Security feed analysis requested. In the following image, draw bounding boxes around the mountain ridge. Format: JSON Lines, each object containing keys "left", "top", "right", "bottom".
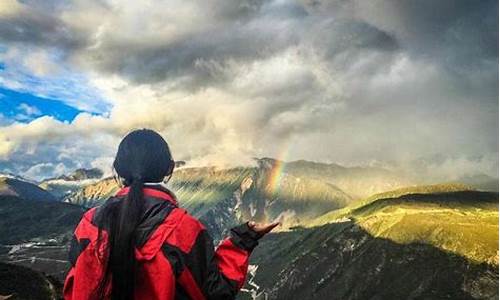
{"left": 242, "top": 189, "right": 498, "bottom": 299}
{"left": 0, "top": 160, "right": 497, "bottom": 299}
{"left": 0, "top": 177, "right": 56, "bottom": 202}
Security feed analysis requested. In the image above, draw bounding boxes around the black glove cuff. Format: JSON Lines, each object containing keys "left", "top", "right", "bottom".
{"left": 230, "top": 222, "right": 260, "bottom": 251}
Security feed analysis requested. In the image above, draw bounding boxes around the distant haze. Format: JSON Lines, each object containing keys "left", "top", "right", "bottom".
{"left": 0, "top": 0, "right": 497, "bottom": 181}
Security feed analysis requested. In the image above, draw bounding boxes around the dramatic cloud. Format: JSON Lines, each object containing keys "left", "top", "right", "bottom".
{"left": 0, "top": 0, "right": 497, "bottom": 181}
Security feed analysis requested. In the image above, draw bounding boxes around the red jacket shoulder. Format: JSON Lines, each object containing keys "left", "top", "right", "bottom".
{"left": 73, "top": 207, "right": 99, "bottom": 240}
{"left": 164, "top": 209, "right": 206, "bottom": 253}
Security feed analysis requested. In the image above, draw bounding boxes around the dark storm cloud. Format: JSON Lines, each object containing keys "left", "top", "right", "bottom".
{"left": 2, "top": 0, "right": 495, "bottom": 89}
{"left": 0, "top": 0, "right": 497, "bottom": 180}
{"left": 79, "top": 1, "right": 310, "bottom": 89}
{"left": 350, "top": 0, "right": 499, "bottom": 100}
{"left": 0, "top": 3, "right": 85, "bottom": 49}
{"left": 357, "top": 0, "right": 498, "bottom": 60}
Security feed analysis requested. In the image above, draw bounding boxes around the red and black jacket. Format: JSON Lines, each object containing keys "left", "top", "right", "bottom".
{"left": 63, "top": 185, "right": 259, "bottom": 300}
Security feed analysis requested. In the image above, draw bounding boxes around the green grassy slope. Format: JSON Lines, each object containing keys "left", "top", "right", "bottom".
{"left": 241, "top": 188, "right": 499, "bottom": 300}
{"left": 350, "top": 191, "right": 498, "bottom": 265}
{"left": 246, "top": 221, "right": 498, "bottom": 300}
{"left": 311, "top": 184, "right": 498, "bottom": 264}
{"left": 311, "top": 183, "right": 474, "bottom": 226}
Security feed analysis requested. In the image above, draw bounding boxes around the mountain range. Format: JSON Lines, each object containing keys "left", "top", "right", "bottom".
{"left": 0, "top": 158, "right": 497, "bottom": 299}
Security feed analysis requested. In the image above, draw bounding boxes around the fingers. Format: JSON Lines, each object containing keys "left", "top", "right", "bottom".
{"left": 262, "top": 222, "right": 280, "bottom": 234}
{"left": 247, "top": 221, "right": 281, "bottom": 235}
{"left": 267, "top": 221, "right": 280, "bottom": 231}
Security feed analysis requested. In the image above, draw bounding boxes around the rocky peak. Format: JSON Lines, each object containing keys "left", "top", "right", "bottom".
{"left": 55, "top": 168, "right": 103, "bottom": 181}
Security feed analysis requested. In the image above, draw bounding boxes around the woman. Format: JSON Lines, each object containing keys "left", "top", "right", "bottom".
{"left": 63, "top": 129, "right": 279, "bottom": 300}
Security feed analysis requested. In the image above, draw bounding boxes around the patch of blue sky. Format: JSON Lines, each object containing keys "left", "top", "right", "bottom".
{"left": 0, "top": 45, "right": 112, "bottom": 115}
{"left": 0, "top": 87, "right": 83, "bottom": 123}
{"left": 0, "top": 68, "right": 111, "bottom": 114}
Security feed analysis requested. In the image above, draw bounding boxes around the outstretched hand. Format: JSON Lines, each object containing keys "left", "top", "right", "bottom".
{"left": 248, "top": 221, "right": 280, "bottom": 237}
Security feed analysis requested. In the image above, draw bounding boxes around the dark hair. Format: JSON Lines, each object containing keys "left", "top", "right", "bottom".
{"left": 96, "top": 129, "right": 174, "bottom": 299}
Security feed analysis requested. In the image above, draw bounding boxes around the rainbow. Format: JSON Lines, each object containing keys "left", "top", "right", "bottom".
{"left": 266, "top": 143, "right": 290, "bottom": 194}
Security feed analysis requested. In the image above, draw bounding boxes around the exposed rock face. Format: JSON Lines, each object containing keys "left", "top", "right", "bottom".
{"left": 39, "top": 168, "right": 105, "bottom": 200}
{"left": 63, "top": 177, "right": 119, "bottom": 207}
{"left": 197, "top": 175, "right": 255, "bottom": 240}
{"left": 234, "top": 176, "right": 253, "bottom": 221}
{"left": 54, "top": 168, "right": 103, "bottom": 181}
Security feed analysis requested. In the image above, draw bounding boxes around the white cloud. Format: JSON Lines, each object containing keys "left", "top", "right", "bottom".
{"left": 0, "top": 0, "right": 23, "bottom": 16}
{"left": 23, "top": 162, "right": 68, "bottom": 180}
{"left": 17, "top": 103, "right": 41, "bottom": 116}
{"left": 0, "top": 0, "right": 496, "bottom": 181}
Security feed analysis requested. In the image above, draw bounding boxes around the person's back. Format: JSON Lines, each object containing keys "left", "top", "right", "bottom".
{"left": 63, "top": 129, "right": 278, "bottom": 300}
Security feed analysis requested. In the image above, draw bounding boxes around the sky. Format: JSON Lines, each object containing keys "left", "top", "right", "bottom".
{"left": 0, "top": 0, "right": 497, "bottom": 181}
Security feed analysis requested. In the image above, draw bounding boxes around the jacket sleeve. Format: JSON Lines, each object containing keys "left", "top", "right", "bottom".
{"left": 64, "top": 233, "right": 90, "bottom": 300}
{"left": 63, "top": 211, "right": 95, "bottom": 300}
{"left": 63, "top": 267, "right": 76, "bottom": 300}
{"left": 162, "top": 218, "right": 260, "bottom": 300}
{"left": 205, "top": 223, "right": 260, "bottom": 299}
